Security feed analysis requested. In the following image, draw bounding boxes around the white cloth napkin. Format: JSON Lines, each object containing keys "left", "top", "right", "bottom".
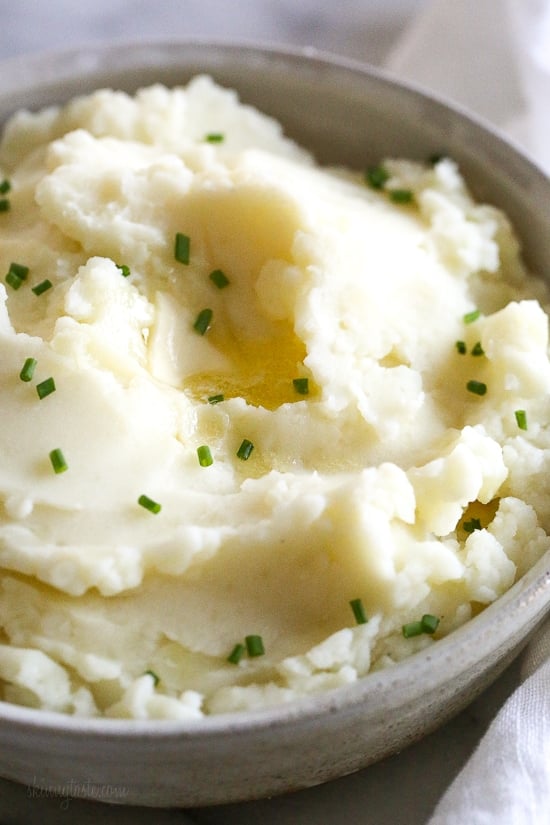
{"left": 385, "top": 2, "right": 550, "bottom": 822}
{"left": 426, "top": 631, "right": 550, "bottom": 824}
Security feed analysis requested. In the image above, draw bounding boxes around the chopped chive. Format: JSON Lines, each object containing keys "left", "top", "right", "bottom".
{"left": 204, "top": 132, "right": 224, "bottom": 143}
{"left": 174, "top": 232, "right": 190, "bottom": 265}
{"left": 138, "top": 494, "right": 161, "bottom": 514}
{"left": 209, "top": 268, "right": 230, "bottom": 289}
{"left": 207, "top": 394, "right": 224, "bottom": 404}
{"left": 365, "top": 165, "right": 390, "bottom": 190}
{"left": 19, "top": 357, "right": 37, "bottom": 382}
{"left": 0, "top": 179, "right": 10, "bottom": 194}
{"left": 293, "top": 377, "right": 309, "bottom": 395}
{"left": 6, "top": 261, "right": 29, "bottom": 289}
{"left": 32, "top": 279, "right": 53, "bottom": 295}
{"left": 463, "top": 517, "right": 482, "bottom": 533}
{"left": 236, "top": 439, "right": 254, "bottom": 461}
{"left": 49, "top": 448, "right": 68, "bottom": 474}
{"left": 349, "top": 598, "right": 368, "bottom": 625}
{"left": 389, "top": 188, "right": 414, "bottom": 204}
{"left": 144, "top": 669, "right": 160, "bottom": 686}
{"left": 0, "top": 198, "right": 10, "bottom": 212}
{"left": 455, "top": 340, "right": 467, "bottom": 354}
{"left": 193, "top": 308, "right": 213, "bottom": 335}
{"left": 245, "top": 635, "right": 265, "bottom": 657}
{"left": 5, "top": 271, "right": 23, "bottom": 290}
{"left": 463, "top": 309, "right": 481, "bottom": 324}
{"left": 466, "top": 379, "right": 487, "bottom": 396}
{"left": 197, "top": 445, "right": 213, "bottom": 467}
{"left": 429, "top": 153, "right": 445, "bottom": 165}
{"left": 402, "top": 620, "right": 423, "bottom": 638}
{"left": 515, "top": 409, "right": 528, "bottom": 431}
{"left": 116, "top": 264, "right": 130, "bottom": 277}
{"left": 36, "top": 377, "right": 56, "bottom": 400}
{"left": 471, "top": 341, "right": 484, "bottom": 356}
{"left": 9, "top": 262, "right": 29, "bottom": 280}
{"left": 402, "top": 614, "right": 440, "bottom": 638}
{"left": 421, "top": 614, "right": 440, "bottom": 634}
{"left": 227, "top": 643, "right": 246, "bottom": 665}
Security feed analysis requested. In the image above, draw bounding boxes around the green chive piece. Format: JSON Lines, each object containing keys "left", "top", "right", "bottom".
{"left": 144, "top": 669, "right": 160, "bottom": 686}
{"left": 174, "top": 232, "right": 190, "bottom": 265}
{"left": 227, "top": 643, "right": 246, "bottom": 665}
{"left": 466, "top": 379, "right": 487, "bottom": 396}
{"left": 421, "top": 614, "right": 440, "bottom": 634}
{"left": 32, "top": 279, "right": 53, "bottom": 295}
{"left": 402, "top": 620, "right": 424, "bottom": 638}
{"left": 389, "top": 188, "right": 414, "bottom": 204}
{"left": 463, "top": 309, "right": 481, "bottom": 324}
{"left": 402, "top": 614, "right": 440, "bottom": 638}
{"left": 429, "top": 153, "right": 445, "bottom": 166}
{"left": 209, "top": 268, "right": 230, "bottom": 289}
{"left": 245, "top": 635, "right": 265, "bottom": 657}
{"left": 31, "top": 278, "right": 53, "bottom": 295}
{"left": 463, "top": 517, "right": 482, "bottom": 533}
{"left": 515, "top": 409, "right": 528, "bottom": 431}
{"left": 36, "top": 377, "right": 56, "bottom": 399}
{"left": 19, "top": 357, "right": 37, "bottom": 382}
{"left": 471, "top": 341, "right": 485, "bottom": 356}
{"left": 116, "top": 264, "right": 130, "bottom": 277}
{"left": 49, "top": 448, "right": 68, "bottom": 474}
{"left": 0, "top": 198, "right": 10, "bottom": 212}
{"left": 207, "top": 394, "right": 224, "bottom": 404}
{"left": 455, "top": 340, "right": 467, "bottom": 355}
{"left": 6, "top": 261, "right": 29, "bottom": 290}
{"left": 205, "top": 132, "right": 224, "bottom": 143}
{"left": 193, "top": 308, "right": 213, "bottom": 335}
{"left": 237, "top": 439, "right": 254, "bottom": 461}
{"left": 0, "top": 179, "right": 10, "bottom": 194}
{"left": 197, "top": 445, "right": 213, "bottom": 467}
{"left": 349, "top": 598, "right": 368, "bottom": 625}
{"left": 9, "top": 262, "right": 29, "bottom": 280}
{"left": 138, "top": 494, "right": 161, "bottom": 514}
{"left": 293, "top": 377, "right": 309, "bottom": 395}
{"left": 5, "top": 271, "right": 22, "bottom": 290}
{"left": 365, "top": 165, "right": 390, "bottom": 190}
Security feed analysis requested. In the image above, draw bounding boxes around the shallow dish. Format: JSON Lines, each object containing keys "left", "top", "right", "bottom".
{"left": 1, "top": 40, "right": 550, "bottom": 808}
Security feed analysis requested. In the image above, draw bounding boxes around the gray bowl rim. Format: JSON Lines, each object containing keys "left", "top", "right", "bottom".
{"left": 0, "top": 37, "right": 549, "bottom": 741}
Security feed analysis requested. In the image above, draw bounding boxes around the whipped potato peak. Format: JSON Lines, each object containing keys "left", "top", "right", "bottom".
{"left": 0, "top": 76, "right": 549, "bottom": 719}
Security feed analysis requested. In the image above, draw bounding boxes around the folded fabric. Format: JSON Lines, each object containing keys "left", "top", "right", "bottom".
{"left": 427, "top": 641, "right": 550, "bottom": 824}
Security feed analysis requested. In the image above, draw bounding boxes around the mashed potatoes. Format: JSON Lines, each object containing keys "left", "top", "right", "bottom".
{"left": 0, "top": 77, "right": 550, "bottom": 719}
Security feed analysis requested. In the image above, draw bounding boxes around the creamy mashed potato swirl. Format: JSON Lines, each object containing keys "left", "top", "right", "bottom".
{"left": 0, "top": 77, "right": 550, "bottom": 718}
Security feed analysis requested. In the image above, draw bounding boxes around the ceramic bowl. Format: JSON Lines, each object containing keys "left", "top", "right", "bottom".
{"left": 1, "top": 41, "right": 550, "bottom": 809}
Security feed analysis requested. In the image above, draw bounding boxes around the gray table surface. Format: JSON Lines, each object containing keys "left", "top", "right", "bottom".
{"left": 0, "top": 2, "right": 521, "bottom": 823}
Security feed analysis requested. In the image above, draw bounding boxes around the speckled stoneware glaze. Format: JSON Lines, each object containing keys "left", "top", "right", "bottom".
{"left": 1, "top": 41, "right": 550, "bottom": 808}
